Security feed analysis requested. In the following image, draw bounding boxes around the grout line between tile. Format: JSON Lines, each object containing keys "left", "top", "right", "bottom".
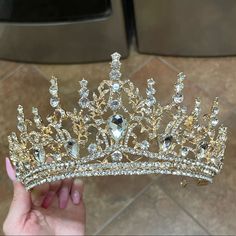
{"left": 129, "top": 56, "right": 154, "bottom": 77}
{"left": 157, "top": 56, "right": 180, "bottom": 72}
{"left": 33, "top": 65, "right": 51, "bottom": 81}
{"left": 93, "top": 179, "right": 155, "bottom": 235}
{"left": 156, "top": 183, "right": 211, "bottom": 236}
{"left": 0, "top": 64, "right": 24, "bottom": 82}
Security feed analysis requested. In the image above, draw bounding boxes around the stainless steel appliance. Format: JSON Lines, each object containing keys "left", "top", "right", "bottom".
{"left": 0, "top": 0, "right": 128, "bottom": 63}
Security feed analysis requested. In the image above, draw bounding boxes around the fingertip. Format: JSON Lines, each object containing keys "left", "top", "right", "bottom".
{"left": 5, "top": 157, "right": 16, "bottom": 181}
{"left": 71, "top": 179, "right": 84, "bottom": 205}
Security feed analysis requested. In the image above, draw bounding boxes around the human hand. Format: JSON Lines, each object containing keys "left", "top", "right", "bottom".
{"left": 3, "top": 158, "right": 85, "bottom": 235}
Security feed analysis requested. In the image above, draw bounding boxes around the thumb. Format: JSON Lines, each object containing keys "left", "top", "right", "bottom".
{"left": 5, "top": 158, "right": 31, "bottom": 224}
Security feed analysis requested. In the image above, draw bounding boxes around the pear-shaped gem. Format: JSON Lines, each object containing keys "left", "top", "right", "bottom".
{"left": 108, "top": 114, "right": 127, "bottom": 141}
{"left": 66, "top": 139, "right": 79, "bottom": 158}
{"left": 161, "top": 135, "right": 173, "bottom": 151}
{"left": 33, "top": 146, "right": 45, "bottom": 163}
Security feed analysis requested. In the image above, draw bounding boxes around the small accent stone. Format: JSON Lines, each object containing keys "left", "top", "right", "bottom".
{"left": 173, "top": 93, "right": 184, "bottom": 103}
{"left": 111, "top": 151, "right": 123, "bottom": 162}
{"left": 80, "top": 79, "right": 88, "bottom": 87}
{"left": 111, "top": 82, "right": 120, "bottom": 92}
{"left": 88, "top": 143, "right": 97, "bottom": 154}
{"left": 175, "top": 83, "right": 184, "bottom": 92}
{"left": 49, "top": 85, "right": 58, "bottom": 96}
{"left": 17, "top": 122, "right": 26, "bottom": 132}
{"left": 181, "top": 147, "right": 189, "bottom": 157}
{"left": 140, "top": 140, "right": 150, "bottom": 150}
{"left": 109, "top": 100, "right": 120, "bottom": 110}
{"left": 50, "top": 97, "right": 59, "bottom": 107}
{"left": 79, "top": 97, "right": 90, "bottom": 108}
{"left": 147, "top": 78, "right": 155, "bottom": 85}
{"left": 211, "top": 117, "right": 219, "bottom": 126}
{"left": 146, "top": 87, "right": 156, "bottom": 95}
{"left": 146, "top": 95, "right": 156, "bottom": 107}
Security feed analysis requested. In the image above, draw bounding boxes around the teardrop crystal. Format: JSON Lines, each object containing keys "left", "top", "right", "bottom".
{"left": 33, "top": 146, "right": 45, "bottom": 163}
{"left": 108, "top": 114, "right": 127, "bottom": 141}
{"left": 66, "top": 139, "right": 79, "bottom": 158}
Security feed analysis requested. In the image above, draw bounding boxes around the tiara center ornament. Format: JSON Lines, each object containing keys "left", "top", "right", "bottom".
{"left": 8, "top": 52, "right": 227, "bottom": 190}
{"left": 108, "top": 114, "right": 127, "bottom": 141}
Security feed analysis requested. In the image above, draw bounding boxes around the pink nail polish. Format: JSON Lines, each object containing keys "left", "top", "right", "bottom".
{"left": 72, "top": 191, "right": 80, "bottom": 205}
{"left": 5, "top": 157, "right": 16, "bottom": 181}
{"left": 59, "top": 187, "right": 69, "bottom": 209}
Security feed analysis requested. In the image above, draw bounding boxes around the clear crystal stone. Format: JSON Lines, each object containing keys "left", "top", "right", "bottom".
{"left": 211, "top": 117, "right": 219, "bottom": 126}
{"left": 53, "top": 153, "right": 62, "bottom": 161}
{"left": 17, "top": 122, "right": 26, "bottom": 132}
{"left": 49, "top": 85, "right": 58, "bottom": 96}
{"left": 80, "top": 79, "right": 88, "bottom": 87}
{"left": 88, "top": 143, "right": 97, "bottom": 154}
{"left": 175, "top": 83, "right": 184, "bottom": 92}
{"left": 162, "top": 135, "right": 173, "bottom": 151}
{"left": 108, "top": 114, "right": 127, "bottom": 141}
{"left": 17, "top": 115, "right": 24, "bottom": 122}
{"left": 213, "top": 107, "right": 219, "bottom": 115}
{"left": 79, "top": 97, "right": 90, "bottom": 108}
{"left": 111, "top": 151, "right": 123, "bottom": 162}
{"left": 111, "top": 52, "right": 121, "bottom": 60}
{"left": 111, "top": 82, "right": 120, "bottom": 92}
{"left": 84, "top": 115, "right": 90, "bottom": 123}
{"left": 181, "top": 146, "right": 189, "bottom": 157}
{"left": 50, "top": 97, "right": 59, "bottom": 107}
{"left": 79, "top": 88, "right": 89, "bottom": 97}
{"left": 146, "top": 87, "right": 156, "bottom": 95}
{"left": 66, "top": 139, "right": 78, "bottom": 158}
{"left": 197, "top": 142, "right": 208, "bottom": 159}
{"left": 173, "top": 93, "right": 184, "bottom": 103}
{"left": 147, "top": 78, "right": 155, "bottom": 85}
{"left": 140, "top": 140, "right": 150, "bottom": 150}
{"left": 109, "top": 70, "right": 121, "bottom": 80}
{"left": 146, "top": 95, "right": 156, "bottom": 107}
{"left": 109, "top": 100, "right": 120, "bottom": 110}
{"left": 111, "top": 60, "right": 121, "bottom": 69}
{"left": 33, "top": 146, "right": 45, "bottom": 163}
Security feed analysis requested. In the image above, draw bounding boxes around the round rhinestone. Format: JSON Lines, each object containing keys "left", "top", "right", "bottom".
{"left": 140, "top": 140, "right": 150, "bottom": 150}
{"left": 109, "top": 100, "right": 120, "bottom": 110}
{"left": 50, "top": 97, "right": 59, "bottom": 107}
{"left": 211, "top": 117, "right": 219, "bottom": 126}
{"left": 88, "top": 143, "right": 97, "bottom": 154}
{"left": 79, "top": 97, "right": 90, "bottom": 108}
{"left": 146, "top": 95, "right": 156, "bottom": 107}
{"left": 49, "top": 85, "right": 58, "bottom": 96}
{"left": 173, "top": 93, "right": 184, "bottom": 103}
{"left": 111, "top": 151, "right": 123, "bottom": 162}
{"left": 111, "top": 82, "right": 120, "bottom": 92}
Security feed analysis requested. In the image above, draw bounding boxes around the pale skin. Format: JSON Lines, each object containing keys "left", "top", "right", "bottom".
{"left": 3, "top": 158, "right": 86, "bottom": 235}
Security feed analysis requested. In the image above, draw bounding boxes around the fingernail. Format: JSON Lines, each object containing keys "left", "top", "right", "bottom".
{"left": 5, "top": 157, "right": 16, "bottom": 181}
{"left": 59, "top": 187, "right": 69, "bottom": 209}
{"left": 72, "top": 191, "right": 80, "bottom": 205}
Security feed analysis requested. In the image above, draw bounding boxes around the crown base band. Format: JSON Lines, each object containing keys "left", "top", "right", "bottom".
{"left": 21, "top": 161, "right": 213, "bottom": 190}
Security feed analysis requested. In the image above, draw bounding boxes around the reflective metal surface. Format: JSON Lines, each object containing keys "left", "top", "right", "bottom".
{"left": 0, "top": 0, "right": 128, "bottom": 63}
{"left": 134, "top": 0, "right": 236, "bottom": 56}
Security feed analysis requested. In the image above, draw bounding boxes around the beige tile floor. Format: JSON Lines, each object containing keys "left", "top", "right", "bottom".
{"left": 0, "top": 49, "right": 236, "bottom": 235}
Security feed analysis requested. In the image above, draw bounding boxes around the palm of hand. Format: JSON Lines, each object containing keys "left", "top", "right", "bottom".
{"left": 22, "top": 200, "right": 85, "bottom": 235}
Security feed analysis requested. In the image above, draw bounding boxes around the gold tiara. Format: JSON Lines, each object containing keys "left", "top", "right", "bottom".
{"left": 8, "top": 52, "right": 227, "bottom": 190}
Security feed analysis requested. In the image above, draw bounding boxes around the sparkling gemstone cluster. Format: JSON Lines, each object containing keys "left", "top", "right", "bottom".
{"left": 8, "top": 52, "right": 227, "bottom": 190}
